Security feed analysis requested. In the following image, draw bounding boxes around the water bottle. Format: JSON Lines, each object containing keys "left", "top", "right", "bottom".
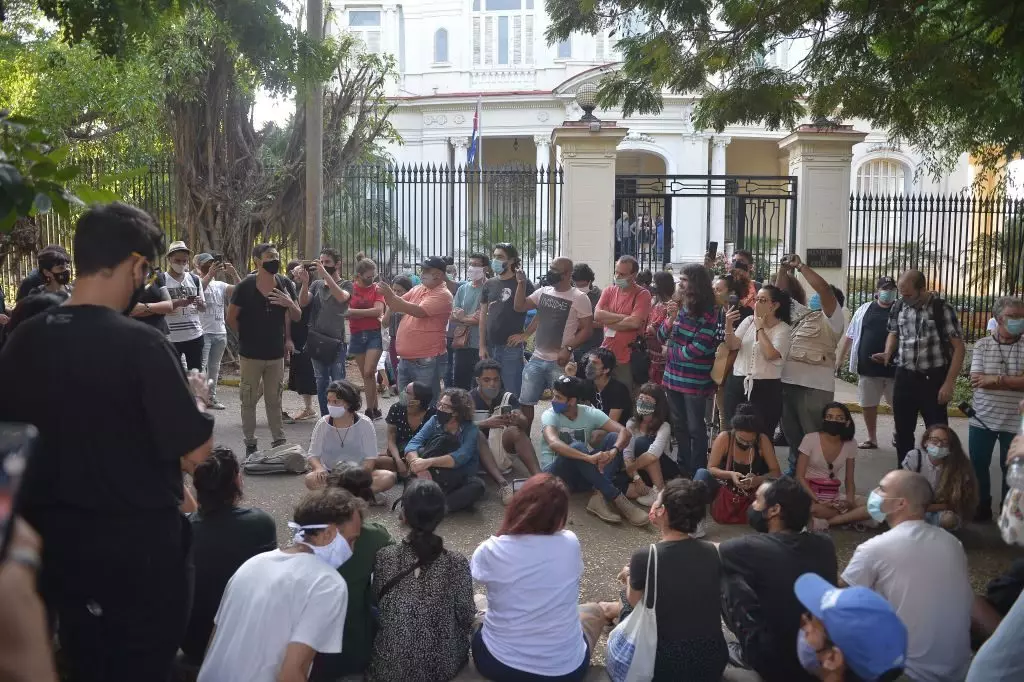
{"left": 1008, "top": 415, "right": 1024, "bottom": 491}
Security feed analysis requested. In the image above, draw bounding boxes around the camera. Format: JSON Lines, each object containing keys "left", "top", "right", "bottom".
{"left": 212, "top": 253, "right": 223, "bottom": 264}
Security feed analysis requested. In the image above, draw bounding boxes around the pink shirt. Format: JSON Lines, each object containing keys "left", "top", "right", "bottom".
{"left": 597, "top": 285, "right": 652, "bottom": 364}
{"left": 396, "top": 284, "right": 454, "bottom": 359}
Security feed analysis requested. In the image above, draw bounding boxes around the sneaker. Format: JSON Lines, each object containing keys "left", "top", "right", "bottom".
{"left": 208, "top": 400, "right": 226, "bottom": 410}
{"left": 612, "top": 495, "right": 649, "bottom": 527}
{"left": 282, "top": 411, "right": 296, "bottom": 425}
{"left": 271, "top": 439, "right": 288, "bottom": 449}
{"left": 499, "top": 485, "right": 514, "bottom": 506}
{"left": 586, "top": 492, "right": 622, "bottom": 523}
{"left": 811, "top": 517, "right": 831, "bottom": 532}
{"left": 690, "top": 517, "right": 708, "bottom": 539}
{"left": 636, "top": 488, "right": 661, "bottom": 507}
{"left": 245, "top": 442, "right": 258, "bottom": 456}
{"left": 727, "top": 641, "right": 750, "bottom": 669}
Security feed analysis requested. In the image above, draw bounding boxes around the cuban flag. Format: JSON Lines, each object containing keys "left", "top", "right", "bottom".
{"left": 467, "top": 96, "right": 482, "bottom": 167}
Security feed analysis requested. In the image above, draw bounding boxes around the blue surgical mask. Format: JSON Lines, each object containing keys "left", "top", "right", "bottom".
{"left": 614, "top": 277, "right": 630, "bottom": 290}
{"left": 807, "top": 293, "right": 822, "bottom": 311}
{"left": 926, "top": 444, "right": 950, "bottom": 459}
{"left": 491, "top": 258, "right": 507, "bottom": 274}
{"left": 551, "top": 400, "right": 569, "bottom": 414}
{"left": 1007, "top": 318, "right": 1024, "bottom": 336}
{"left": 867, "top": 490, "right": 888, "bottom": 523}
{"left": 878, "top": 289, "right": 897, "bottom": 304}
{"left": 796, "top": 629, "right": 822, "bottom": 673}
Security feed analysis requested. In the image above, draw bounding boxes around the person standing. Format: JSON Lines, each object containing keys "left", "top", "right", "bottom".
{"left": 228, "top": 243, "right": 302, "bottom": 456}
{"left": 0, "top": 203, "right": 215, "bottom": 682}
{"left": 479, "top": 243, "right": 533, "bottom": 396}
{"left": 163, "top": 241, "right": 207, "bottom": 371}
{"left": 614, "top": 211, "right": 633, "bottom": 259}
{"left": 655, "top": 215, "right": 665, "bottom": 263}
{"left": 195, "top": 253, "right": 240, "bottom": 410}
{"left": 570, "top": 262, "right": 604, "bottom": 367}
{"left": 16, "top": 244, "right": 69, "bottom": 301}
{"left": 645, "top": 271, "right": 677, "bottom": 386}
{"left": 27, "top": 248, "right": 73, "bottom": 301}
{"left": 659, "top": 263, "right": 720, "bottom": 474}
{"left": 594, "top": 256, "right": 652, "bottom": 391}
{"left": 346, "top": 257, "right": 387, "bottom": 419}
{"left": 730, "top": 250, "right": 760, "bottom": 309}
{"left": 968, "top": 295, "right": 1024, "bottom": 521}
{"left": 299, "top": 248, "right": 352, "bottom": 416}
{"left": 378, "top": 256, "right": 454, "bottom": 404}
{"left": 384, "top": 275, "right": 413, "bottom": 380}
{"left": 838, "top": 276, "right": 898, "bottom": 449}
{"left": 451, "top": 253, "right": 489, "bottom": 390}
{"left": 286, "top": 261, "right": 318, "bottom": 423}
{"left": 514, "top": 257, "right": 594, "bottom": 431}
{"left": 877, "top": 270, "right": 966, "bottom": 466}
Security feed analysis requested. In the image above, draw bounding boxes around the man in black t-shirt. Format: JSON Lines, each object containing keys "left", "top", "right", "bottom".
{"left": 227, "top": 243, "right": 301, "bottom": 455}
{"left": 479, "top": 242, "right": 533, "bottom": 398}
{"left": 469, "top": 358, "right": 541, "bottom": 504}
{"left": 0, "top": 203, "right": 215, "bottom": 682}
{"left": 719, "top": 476, "right": 838, "bottom": 681}
{"left": 15, "top": 244, "right": 69, "bottom": 301}
{"left": 578, "top": 347, "right": 632, "bottom": 447}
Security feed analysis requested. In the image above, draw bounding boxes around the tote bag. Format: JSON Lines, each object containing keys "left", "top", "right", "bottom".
{"left": 606, "top": 544, "right": 658, "bottom": 682}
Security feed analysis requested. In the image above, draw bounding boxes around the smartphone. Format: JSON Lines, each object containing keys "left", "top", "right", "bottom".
{"left": 0, "top": 423, "right": 38, "bottom": 561}
{"left": 511, "top": 478, "right": 528, "bottom": 493}
{"left": 707, "top": 241, "right": 719, "bottom": 261}
{"left": 500, "top": 405, "right": 513, "bottom": 416}
{"left": 212, "top": 253, "right": 224, "bottom": 264}
{"left": 727, "top": 294, "right": 739, "bottom": 308}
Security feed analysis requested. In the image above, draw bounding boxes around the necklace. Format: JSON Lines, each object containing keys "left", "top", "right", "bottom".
{"left": 330, "top": 417, "right": 353, "bottom": 450}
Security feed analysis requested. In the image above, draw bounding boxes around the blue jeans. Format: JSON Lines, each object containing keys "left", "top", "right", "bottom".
{"left": 543, "top": 433, "right": 622, "bottom": 501}
{"left": 967, "top": 591, "right": 1024, "bottom": 681}
{"left": 201, "top": 333, "right": 228, "bottom": 400}
{"left": 520, "top": 355, "right": 563, "bottom": 405}
{"left": 311, "top": 341, "right": 348, "bottom": 416}
{"left": 693, "top": 468, "right": 721, "bottom": 498}
{"left": 488, "top": 344, "right": 525, "bottom": 397}
{"left": 398, "top": 353, "right": 447, "bottom": 406}
{"left": 969, "top": 425, "right": 1015, "bottom": 507}
{"left": 666, "top": 389, "right": 710, "bottom": 476}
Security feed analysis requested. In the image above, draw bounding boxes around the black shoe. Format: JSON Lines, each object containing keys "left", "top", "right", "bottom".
{"left": 271, "top": 439, "right": 287, "bottom": 448}
{"left": 245, "top": 442, "right": 258, "bottom": 456}
{"left": 281, "top": 411, "right": 296, "bottom": 425}
{"left": 366, "top": 408, "right": 383, "bottom": 420}
{"left": 974, "top": 499, "right": 994, "bottom": 523}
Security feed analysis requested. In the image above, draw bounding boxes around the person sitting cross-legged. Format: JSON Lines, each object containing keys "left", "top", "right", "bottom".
{"left": 471, "top": 358, "right": 542, "bottom": 504}
{"left": 795, "top": 402, "right": 868, "bottom": 529}
{"left": 619, "top": 382, "right": 683, "bottom": 506}
{"left": 540, "top": 375, "right": 648, "bottom": 526}
{"left": 381, "top": 382, "right": 436, "bottom": 478}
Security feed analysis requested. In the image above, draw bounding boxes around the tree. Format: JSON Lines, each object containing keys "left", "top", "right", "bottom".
{"left": 546, "top": 0, "right": 1024, "bottom": 175}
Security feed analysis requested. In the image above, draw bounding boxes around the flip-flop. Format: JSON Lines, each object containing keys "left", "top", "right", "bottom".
{"left": 858, "top": 440, "right": 878, "bottom": 449}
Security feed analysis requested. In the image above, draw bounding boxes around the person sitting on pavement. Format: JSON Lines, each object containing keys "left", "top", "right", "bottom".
{"left": 693, "top": 404, "right": 781, "bottom": 537}
{"left": 775, "top": 254, "right": 847, "bottom": 474}
{"left": 310, "top": 469, "right": 394, "bottom": 681}
{"left": 382, "top": 382, "right": 436, "bottom": 478}
{"left": 902, "top": 424, "right": 978, "bottom": 531}
{"left": 968, "top": 295, "right": 1024, "bottom": 521}
{"left": 540, "top": 375, "right": 648, "bottom": 526}
{"left": 596, "top": 478, "right": 727, "bottom": 682}
{"left": 181, "top": 447, "right": 278, "bottom": 668}
{"left": 793, "top": 573, "right": 908, "bottom": 682}
{"left": 795, "top": 402, "right": 868, "bottom": 530}
{"left": 471, "top": 358, "right": 542, "bottom": 504}
{"left": 841, "top": 469, "right": 974, "bottom": 682}
{"left": 404, "top": 388, "right": 486, "bottom": 513}
{"left": 472, "top": 474, "right": 607, "bottom": 682}
{"left": 305, "top": 380, "right": 397, "bottom": 495}
{"left": 378, "top": 256, "right": 455, "bottom": 403}
{"left": 719, "top": 476, "right": 838, "bottom": 681}
{"left": 580, "top": 346, "right": 633, "bottom": 442}
{"left": 369, "top": 479, "right": 474, "bottom": 682}
{"left": 198, "top": 488, "right": 361, "bottom": 682}
{"left": 838, "top": 276, "right": 898, "bottom": 449}
{"left": 594, "top": 255, "right": 653, "bottom": 391}
{"left": 514, "top": 256, "right": 594, "bottom": 431}
{"left": 619, "top": 382, "right": 682, "bottom": 506}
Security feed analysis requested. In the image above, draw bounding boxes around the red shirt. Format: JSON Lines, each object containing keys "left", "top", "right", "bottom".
{"left": 597, "top": 285, "right": 653, "bottom": 364}
{"left": 348, "top": 281, "right": 386, "bottom": 333}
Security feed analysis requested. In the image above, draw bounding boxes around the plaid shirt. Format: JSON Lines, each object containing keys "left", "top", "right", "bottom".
{"left": 886, "top": 296, "right": 962, "bottom": 372}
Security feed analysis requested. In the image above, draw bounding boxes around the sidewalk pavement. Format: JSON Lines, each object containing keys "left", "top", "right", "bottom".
{"left": 834, "top": 377, "right": 968, "bottom": 417}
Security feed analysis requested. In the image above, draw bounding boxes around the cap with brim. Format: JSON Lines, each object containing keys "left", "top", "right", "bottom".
{"left": 420, "top": 256, "right": 447, "bottom": 272}
{"left": 794, "top": 573, "right": 908, "bottom": 680}
{"left": 195, "top": 253, "right": 214, "bottom": 266}
{"left": 166, "top": 241, "right": 191, "bottom": 257}
{"left": 876, "top": 276, "right": 896, "bottom": 289}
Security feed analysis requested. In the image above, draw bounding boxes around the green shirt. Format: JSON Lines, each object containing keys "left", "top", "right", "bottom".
{"left": 337, "top": 520, "right": 394, "bottom": 671}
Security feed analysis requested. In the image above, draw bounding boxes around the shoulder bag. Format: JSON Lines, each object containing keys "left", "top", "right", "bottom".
{"left": 710, "top": 433, "right": 754, "bottom": 524}
{"left": 627, "top": 291, "right": 651, "bottom": 384}
{"left": 606, "top": 544, "right": 658, "bottom": 682}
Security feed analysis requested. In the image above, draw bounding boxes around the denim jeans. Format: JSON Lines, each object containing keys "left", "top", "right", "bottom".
{"left": 666, "top": 389, "right": 710, "bottom": 475}
{"left": 520, "top": 355, "right": 563, "bottom": 405}
{"left": 311, "top": 341, "right": 348, "bottom": 416}
{"left": 969, "top": 425, "right": 1015, "bottom": 507}
{"left": 397, "top": 353, "right": 447, "bottom": 406}
{"left": 201, "top": 333, "right": 228, "bottom": 400}
{"left": 693, "top": 467, "right": 721, "bottom": 498}
{"left": 488, "top": 344, "right": 525, "bottom": 397}
{"left": 543, "top": 432, "right": 623, "bottom": 501}
{"left": 967, "top": 591, "right": 1024, "bottom": 681}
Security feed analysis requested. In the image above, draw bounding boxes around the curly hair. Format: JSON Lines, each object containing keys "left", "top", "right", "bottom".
{"left": 293, "top": 488, "right": 366, "bottom": 540}
{"left": 193, "top": 447, "right": 242, "bottom": 514}
{"left": 680, "top": 263, "right": 715, "bottom": 317}
{"left": 920, "top": 425, "right": 978, "bottom": 521}
{"left": 355, "top": 257, "right": 377, "bottom": 275}
{"left": 440, "top": 387, "right": 475, "bottom": 423}
{"left": 730, "top": 403, "right": 763, "bottom": 435}
{"left": 327, "top": 380, "right": 361, "bottom": 414}
{"left": 328, "top": 467, "right": 375, "bottom": 503}
{"left": 660, "top": 478, "right": 710, "bottom": 534}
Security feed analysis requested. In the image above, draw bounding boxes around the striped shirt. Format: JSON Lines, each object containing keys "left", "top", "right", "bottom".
{"left": 657, "top": 307, "right": 720, "bottom": 396}
{"left": 970, "top": 334, "right": 1024, "bottom": 433}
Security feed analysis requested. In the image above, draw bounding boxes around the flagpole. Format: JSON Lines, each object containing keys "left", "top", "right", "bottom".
{"left": 477, "top": 96, "right": 484, "bottom": 226}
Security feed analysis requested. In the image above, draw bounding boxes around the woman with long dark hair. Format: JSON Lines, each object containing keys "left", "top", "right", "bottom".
{"left": 620, "top": 383, "right": 682, "bottom": 505}
{"left": 471, "top": 474, "right": 606, "bottom": 681}
{"left": 369, "top": 480, "right": 474, "bottom": 681}
{"left": 645, "top": 271, "right": 678, "bottom": 386}
{"left": 658, "top": 263, "right": 722, "bottom": 475}
{"left": 795, "top": 402, "right": 868, "bottom": 530}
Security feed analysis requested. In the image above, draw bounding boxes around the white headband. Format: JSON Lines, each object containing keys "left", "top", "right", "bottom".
{"left": 287, "top": 521, "right": 329, "bottom": 543}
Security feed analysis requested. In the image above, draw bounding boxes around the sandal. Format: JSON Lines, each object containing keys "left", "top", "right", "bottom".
{"left": 292, "top": 408, "right": 318, "bottom": 422}
{"left": 857, "top": 440, "right": 878, "bottom": 449}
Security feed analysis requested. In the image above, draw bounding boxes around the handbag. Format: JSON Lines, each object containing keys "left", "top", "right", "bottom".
{"left": 629, "top": 335, "right": 650, "bottom": 386}
{"left": 305, "top": 328, "right": 343, "bottom": 364}
{"left": 808, "top": 477, "right": 842, "bottom": 501}
{"left": 452, "top": 323, "right": 470, "bottom": 349}
{"left": 710, "top": 435, "right": 754, "bottom": 524}
{"left": 710, "top": 343, "right": 731, "bottom": 385}
{"left": 606, "top": 544, "right": 658, "bottom": 682}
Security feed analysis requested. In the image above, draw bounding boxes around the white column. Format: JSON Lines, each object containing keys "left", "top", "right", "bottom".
{"left": 450, "top": 137, "right": 470, "bottom": 259}
{"left": 709, "top": 136, "right": 731, "bottom": 248}
{"left": 382, "top": 4, "right": 399, "bottom": 58}
{"left": 671, "top": 132, "right": 711, "bottom": 263}
{"left": 534, "top": 135, "right": 552, "bottom": 259}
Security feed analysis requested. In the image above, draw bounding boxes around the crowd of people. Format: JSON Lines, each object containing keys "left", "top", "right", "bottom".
{"left": 1, "top": 202, "right": 1024, "bottom": 682}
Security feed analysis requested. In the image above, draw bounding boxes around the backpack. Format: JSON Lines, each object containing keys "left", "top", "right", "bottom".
{"left": 242, "top": 443, "right": 308, "bottom": 475}
{"left": 891, "top": 296, "right": 952, "bottom": 365}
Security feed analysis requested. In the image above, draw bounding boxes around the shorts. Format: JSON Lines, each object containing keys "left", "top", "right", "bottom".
{"left": 857, "top": 376, "right": 894, "bottom": 408}
{"left": 349, "top": 329, "right": 383, "bottom": 355}
{"left": 519, "top": 355, "right": 564, "bottom": 405}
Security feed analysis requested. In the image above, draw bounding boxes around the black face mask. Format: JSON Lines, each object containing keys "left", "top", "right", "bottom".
{"left": 546, "top": 269, "right": 563, "bottom": 285}
{"left": 262, "top": 260, "right": 281, "bottom": 275}
{"left": 434, "top": 409, "right": 453, "bottom": 425}
{"left": 822, "top": 421, "right": 845, "bottom": 437}
{"left": 732, "top": 260, "right": 750, "bottom": 272}
{"left": 54, "top": 270, "right": 71, "bottom": 285}
{"left": 124, "top": 275, "right": 148, "bottom": 316}
{"left": 747, "top": 506, "right": 770, "bottom": 533}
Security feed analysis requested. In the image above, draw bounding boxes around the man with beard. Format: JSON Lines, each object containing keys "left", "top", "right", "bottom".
{"left": 731, "top": 249, "right": 761, "bottom": 309}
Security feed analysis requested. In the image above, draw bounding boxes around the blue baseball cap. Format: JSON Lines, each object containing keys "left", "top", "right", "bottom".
{"left": 794, "top": 573, "right": 908, "bottom": 680}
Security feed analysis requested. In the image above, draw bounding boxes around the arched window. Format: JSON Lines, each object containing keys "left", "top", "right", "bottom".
{"left": 856, "top": 159, "right": 907, "bottom": 195}
{"left": 434, "top": 28, "right": 449, "bottom": 63}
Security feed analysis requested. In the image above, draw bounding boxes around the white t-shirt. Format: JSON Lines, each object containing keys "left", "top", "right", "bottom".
{"left": 307, "top": 414, "right": 378, "bottom": 471}
{"left": 527, "top": 286, "right": 593, "bottom": 361}
{"left": 970, "top": 334, "right": 1024, "bottom": 433}
{"left": 732, "top": 317, "right": 792, "bottom": 380}
{"left": 623, "top": 420, "right": 673, "bottom": 462}
{"left": 841, "top": 520, "right": 973, "bottom": 682}
{"left": 782, "top": 301, "right": 846, "bottom": 392}
{"left": 198, "top": 550, "right": 348, "bottom": 682}
{"left": 164, "top": 272, "right": 206, "bottom": 343}
{"left": 200, "top": 280, "right": 230, "bottom": 336}
{"left": 471, "top": 531, "right": 587, "bottom": 676}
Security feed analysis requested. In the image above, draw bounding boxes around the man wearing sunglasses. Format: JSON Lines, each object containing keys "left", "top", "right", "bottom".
{"left": 0, "top": 202, "right": 215, "bottom": 682}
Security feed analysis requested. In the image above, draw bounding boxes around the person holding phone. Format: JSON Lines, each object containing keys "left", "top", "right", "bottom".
{"left": 164, "top": 241, "right": 207, "bottom": 371}
{"left": 194, "top": 253, "right": 240, "bottom": 410}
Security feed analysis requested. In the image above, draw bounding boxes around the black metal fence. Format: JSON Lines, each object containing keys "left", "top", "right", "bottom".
{"left": 848, "top": 193, "right": 1024, "bottom": 341}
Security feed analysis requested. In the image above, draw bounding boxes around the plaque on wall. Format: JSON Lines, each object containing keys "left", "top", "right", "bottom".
{"left": 806, "top": 248, "right": 843, "bottom": 269}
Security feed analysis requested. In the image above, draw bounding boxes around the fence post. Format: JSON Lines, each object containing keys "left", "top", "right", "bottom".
{"left": 551, "top": 123, "right": 629, "bottom": 287}
{"left": 778, "top": 124, "right": 868, "bottom": 290}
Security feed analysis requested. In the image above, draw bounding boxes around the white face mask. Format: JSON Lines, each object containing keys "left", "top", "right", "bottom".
{"left": 288, "top": 522, "right": 354, "bottom": 569}
{"left": 468, "top": 266, "right": 485, "bottom": 282}
{"left": 169, "top": 262, "right": 186, "bottom": 275}
{"left": 327, "top": 404, "right": 347, "bottom": 419}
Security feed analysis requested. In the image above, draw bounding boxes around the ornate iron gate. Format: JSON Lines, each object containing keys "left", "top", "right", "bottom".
{"left": 614, "top": 174, "right": 798, "bottom": 279}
